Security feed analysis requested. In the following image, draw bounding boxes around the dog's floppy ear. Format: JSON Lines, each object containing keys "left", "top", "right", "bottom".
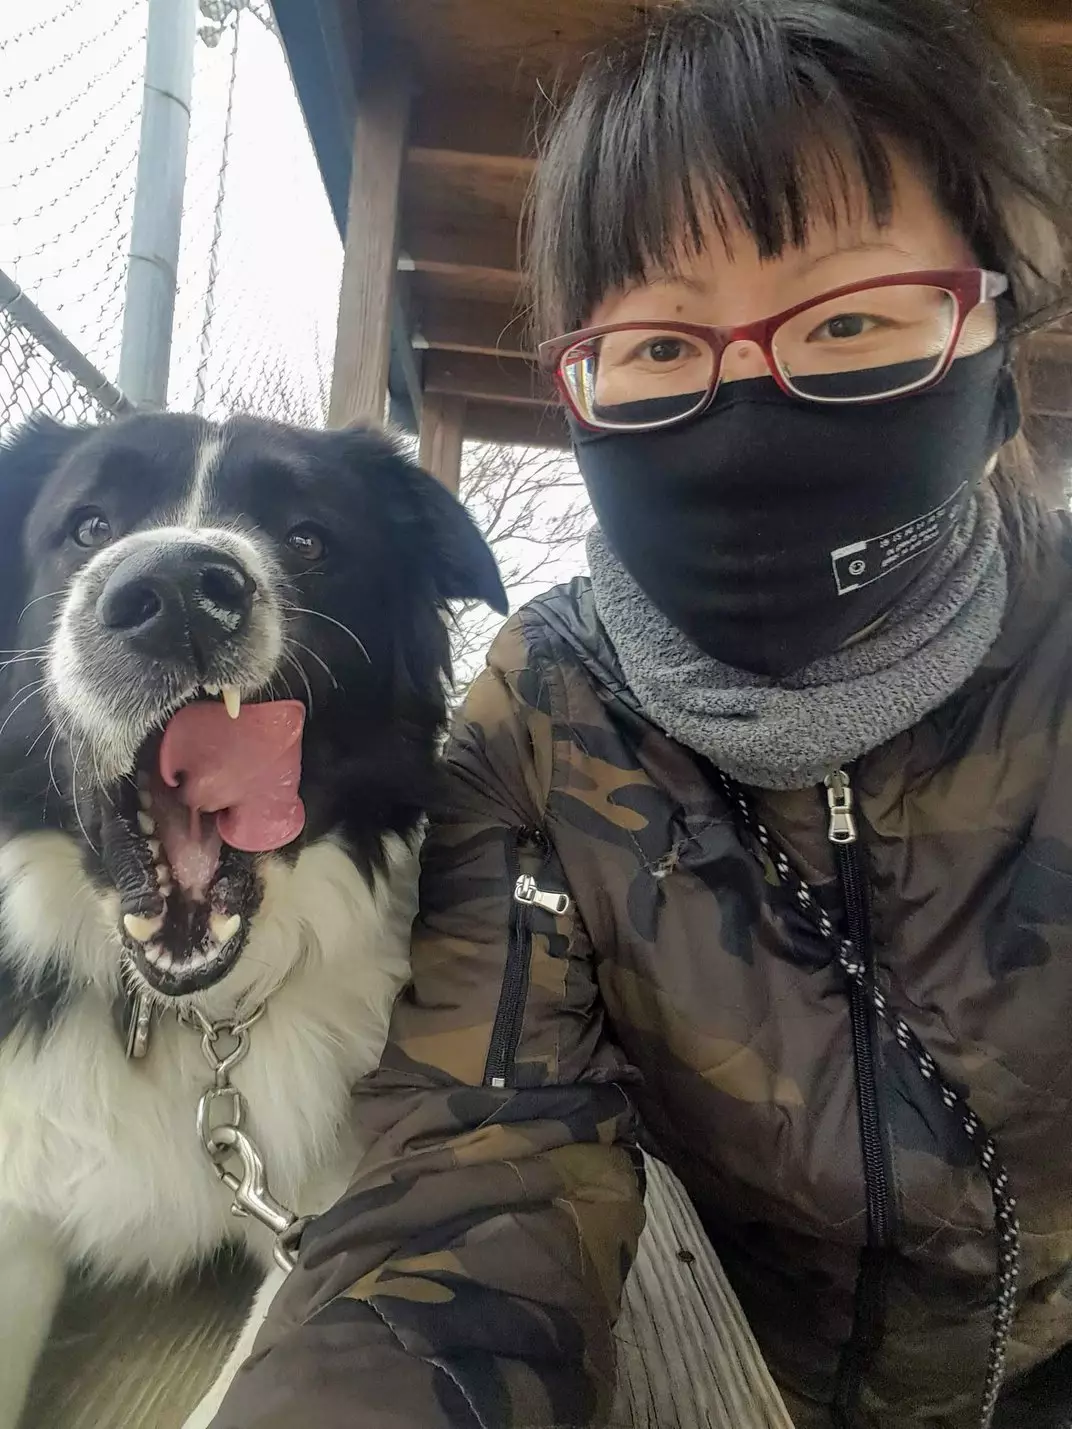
{"left": 357, "top": 434, "right": 509, "bottom": 615}
{"left": 0, "top": 417, "right": 96, "bottom": 637}
{"left": 0, "top": 415, "right": 92, "bottom": 514}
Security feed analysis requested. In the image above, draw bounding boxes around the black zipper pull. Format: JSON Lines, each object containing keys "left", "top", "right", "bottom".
{"left": 825, "top": 768, "right": 858, "bottom": 845}
{"left": 513, "top": 874, "right": 571, "bottom": 916}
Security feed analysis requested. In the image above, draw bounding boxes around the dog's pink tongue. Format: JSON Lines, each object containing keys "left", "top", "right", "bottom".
{"left": 159, "top": 700, "right": 306, "bottom": 857}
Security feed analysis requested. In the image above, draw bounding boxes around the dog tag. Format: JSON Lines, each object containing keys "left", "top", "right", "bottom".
{"left": 123, "top": 988, "right": 154, "bottom": 1060}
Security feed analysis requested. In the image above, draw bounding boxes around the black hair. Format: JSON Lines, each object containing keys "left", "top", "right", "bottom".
{"left": 528, "top": 0, "right": 1069, "bottom": 338}
{"left": 526, "top": 0, "right": 1071, "bottom": 532}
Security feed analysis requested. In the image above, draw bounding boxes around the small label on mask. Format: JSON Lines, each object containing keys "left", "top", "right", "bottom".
{"left": 830, "top": 484, "right": 968, "bottom": 596}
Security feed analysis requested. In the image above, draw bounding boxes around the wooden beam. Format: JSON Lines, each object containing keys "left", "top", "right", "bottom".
{"left": 462, "top": 399, "right": 571, "bottom": 451}
{"left": 1011, "top": 18, "right": 1072, "bottom": 46}
{"left": 414, "top": 295, "right": 533, "bottom": 358}
{"left": 1025, "top": 357, "right": 1072, "bottom": 419}
{"left": 402, "top": 224, "right": 519, "bottom": 277}
{"left": 329, "top": 55, "right": 410, "bottom": 428}
{"left": 401, "top": 232, "right": 520, "bottom": 302}
{"left": 418, "top": 392, "right": 466, "bottom": 493}
{"left": 410, "top": 86, "right": 537, "bottom": 159}
{"left": 424, "top": 350, "right": 551, "bottom": 405}
{"left": 1027, "top": 331, "right": 1072, "bottom": 364}
{"left": 408, "top": 146, "right": 538, "bottom": 181}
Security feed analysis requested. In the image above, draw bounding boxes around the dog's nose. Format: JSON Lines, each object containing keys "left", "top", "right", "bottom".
{"left": 96, "top": 544, "right": 255, "bottom": 666}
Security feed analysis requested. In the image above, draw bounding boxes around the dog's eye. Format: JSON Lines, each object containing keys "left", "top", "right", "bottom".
{"left": 285, "top": 525, "right": 326, "bottom": 562}
{"left": 72, "top": 511, "right": 113, "bottom": 549}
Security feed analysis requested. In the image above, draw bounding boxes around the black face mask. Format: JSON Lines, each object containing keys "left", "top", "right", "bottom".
{"left": 572, "top": 345, "right": 1020, "bottom": 677}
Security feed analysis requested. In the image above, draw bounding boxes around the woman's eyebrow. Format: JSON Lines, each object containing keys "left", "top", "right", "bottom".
{"left": 792, "top": 240, "right": 917, "bottom": 274}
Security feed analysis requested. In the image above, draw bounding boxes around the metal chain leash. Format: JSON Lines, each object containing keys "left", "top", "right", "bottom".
{"left": 715, "top": 770, "right": 1019, "bottom": 1429}
{"left": 180, "top": 1003, "right": 311, "bottom": 1272}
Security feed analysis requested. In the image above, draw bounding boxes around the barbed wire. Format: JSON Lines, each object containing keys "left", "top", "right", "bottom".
{"left": 1, "top": 3, "right": 139, "bottom": 98}
{"left": 0, "top": 0, "right": 103, "bottom": 53}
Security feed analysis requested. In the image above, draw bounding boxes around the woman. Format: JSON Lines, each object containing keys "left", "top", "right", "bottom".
{"left": 217, "top": 2, "right": 1072, "bottom": 1427}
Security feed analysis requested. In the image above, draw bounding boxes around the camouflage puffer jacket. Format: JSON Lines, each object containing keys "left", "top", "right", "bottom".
{"left": 218, "top": 522, "right": 1072, "bottom": 1429}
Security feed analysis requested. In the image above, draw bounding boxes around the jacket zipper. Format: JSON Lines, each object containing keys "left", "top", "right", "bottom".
{"left": 825, "top": 769, "right": 894, "bottom": 1422}
{"left": 483, "top": 831, "right": 571, "bottom": 1090}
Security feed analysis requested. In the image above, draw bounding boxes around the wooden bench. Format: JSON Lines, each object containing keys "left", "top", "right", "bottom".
{"left": 24, "top": 1158, "right": 792, "bottom": 1429}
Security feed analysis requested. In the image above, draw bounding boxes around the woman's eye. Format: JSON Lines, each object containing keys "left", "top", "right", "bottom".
{"left": 285, "top": 525, "right": 327, "bottom": 562}
{"left": 813, "top": 312, "right": 876, "bottom": 342}
{"left": 72, "top": 512, "right": 113, "bottom": 549}
{"left": 640, "top": 337, "right": 689, "bottom": 364}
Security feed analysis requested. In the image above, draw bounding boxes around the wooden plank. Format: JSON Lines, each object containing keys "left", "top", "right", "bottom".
{"left": 24, "top": 1157, "right": 794, "bottom": 1429}
{"left": 414, "top": 294, "right": 533, "bottom": 358}
{"left": 1027, "top": 331, "right": 1072, "bottom": 364}
{"left": 402, "top": 223, "right": 519, "bottom": 278}
{"left": 410, "top": 86, "right": 538, "bottom": 159}
{"left": 1012, "top": 18, "right": 1072, "bottom": 45}
{"left": 425, "top": 350, "right": 550, "bottom": 405}
{"left": 328, "top": 53, "right": 411, "bottom": 428}
{"left": 1024, "top": 356, "right": 1072, "bottom": 418}
{"left": 462, "top": 398, "right": 571, "bottom": 450}
{"left": 408, "top": 146, "right": 538, "bottom": 181}
{"left": 613, "top": 1157, "right": 795, "bottom": 1429}
{"left": 418, "top": 392, "right": 467, "bottom": 493}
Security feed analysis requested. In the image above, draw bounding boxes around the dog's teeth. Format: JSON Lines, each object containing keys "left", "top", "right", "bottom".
{"left": 187, "top": 952, "right": 208, "bottom": 971}
{"left": 155, "top": 862, "right": 170, "bottom": 884}
{"left": 137, "top": 811, "right": 155, "bottom": 836}
{"left": 124, "top": 911, "right": 165, "bottom": 942}
{"left": 144, "top": 942, "right": 163, "bottom": 966}
{"left": 159, "top": 881, "right": 173, "bottom": 898}
{"left": 137, "top": 771, "right": 150, "bottom": 792}
{"left": 154, "top": 949, "right": 174, "bottom": 972}
{"left": 209, "top": 912, "right": 242, "bottom": 946}
{"left": 147, "top": 838, "right": 162, "bottom": 859}
{"left": 203, "top": 682, "right": 220, "bottom": 697}
{"left": 221, "top": 685, "right": 241, "bottom": 720}
{"left": 138, "top": 788, "right": 152, "bottom": 811}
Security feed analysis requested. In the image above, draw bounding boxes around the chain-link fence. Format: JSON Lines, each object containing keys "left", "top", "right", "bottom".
{"left": 0, "top": 268, "right": 132, "bottom": 435}
{"left": 1, "top": 0, "right": 342, "bottom": 438}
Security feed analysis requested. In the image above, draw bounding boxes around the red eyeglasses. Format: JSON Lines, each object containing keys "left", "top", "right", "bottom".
{"left": 537, "top": 268, "right": 1009, "bottom": 432}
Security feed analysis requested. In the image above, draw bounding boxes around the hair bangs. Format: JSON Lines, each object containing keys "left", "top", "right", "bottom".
{"left": 528, "top": 1, "right": 1070, "bottom": 343}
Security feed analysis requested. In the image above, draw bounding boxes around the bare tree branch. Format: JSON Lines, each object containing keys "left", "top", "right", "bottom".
{"left": 447, "top": 440, "right": 590, "bottom": 691}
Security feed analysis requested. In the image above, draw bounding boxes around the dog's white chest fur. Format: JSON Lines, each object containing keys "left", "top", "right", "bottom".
{"left": 0, "top": 830, "right": 414, "bottom": 1283}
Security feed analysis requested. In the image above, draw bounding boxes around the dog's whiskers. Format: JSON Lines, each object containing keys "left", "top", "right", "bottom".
{"left": 16, "top": 591, "right": 64, "bottom": 625}
{"left": 69, "top": 733, "right": 100, "bottom": 855}
{"left": 285, "top": 637, "right": 338, "bottom": 694}
{"left": 284, "top": 605, "right": 370, "bottom": 664}
{"left": 280, "top": 648, "right": 316, "bottom": 713}
{"left": 0, "top": 680, "right": 48, "bottom": 743}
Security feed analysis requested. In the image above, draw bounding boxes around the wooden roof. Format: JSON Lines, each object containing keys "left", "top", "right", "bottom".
{"left": 304, "top": 0, "right": 1072, "bottom": 475}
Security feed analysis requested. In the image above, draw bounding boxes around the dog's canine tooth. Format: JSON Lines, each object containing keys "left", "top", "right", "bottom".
{"left": 209, "top": 912, "right": 242, "bottom": 946}
{"left": 124, "top": 911, "right": 165, "bottom": 942}
{"left": 221, "top": 685, "right": 241, "bottom": 721}
{"left": 137, "top": 810, "right": 155, "bottom": 836}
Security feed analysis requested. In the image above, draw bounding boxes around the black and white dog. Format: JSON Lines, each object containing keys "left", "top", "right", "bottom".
{"left": 0, "top": 413, "right": 505, "bottom": 1429}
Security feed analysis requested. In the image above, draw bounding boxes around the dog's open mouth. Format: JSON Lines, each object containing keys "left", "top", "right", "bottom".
{"left": 106, "top": 693, "right": 306, "bottom": 996}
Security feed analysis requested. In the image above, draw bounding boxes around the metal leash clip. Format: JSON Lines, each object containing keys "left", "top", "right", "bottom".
{"left": 185, "top": 1002, "right": 309, "bottom": 1272}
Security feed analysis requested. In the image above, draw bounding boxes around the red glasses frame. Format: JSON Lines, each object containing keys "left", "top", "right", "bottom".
{"left": 537, "top": 268, "right": 1009, "bottom": 431}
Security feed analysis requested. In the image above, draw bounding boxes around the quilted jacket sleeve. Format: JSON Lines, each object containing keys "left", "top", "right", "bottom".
{"left": 213, "top": 616, "right": 645, "bottom": 1429}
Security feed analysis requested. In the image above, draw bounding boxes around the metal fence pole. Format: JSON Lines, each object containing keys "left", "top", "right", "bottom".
{"left": 118, "top": 0, "right": 197, "bottom": 410}
{"left": 1, "top": 268, "right": 133, "bottom": 423}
